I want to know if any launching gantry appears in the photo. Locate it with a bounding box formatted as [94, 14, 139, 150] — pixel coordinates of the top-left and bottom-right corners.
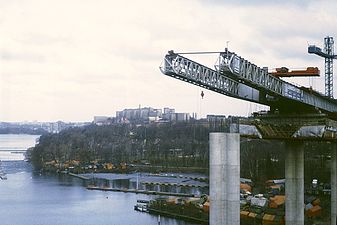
[160, 49, 337, 117]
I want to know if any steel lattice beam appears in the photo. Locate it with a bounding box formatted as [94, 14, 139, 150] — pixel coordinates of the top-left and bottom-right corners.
[324, 37, 334, 97]
[218, 50, 337, 113]
[160, 53, 262, 104]
[160, 50, 337, 115]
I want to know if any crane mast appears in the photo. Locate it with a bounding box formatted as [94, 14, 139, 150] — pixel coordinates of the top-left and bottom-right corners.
[308, 36, 337, 98]
[325, 37, 334, 97]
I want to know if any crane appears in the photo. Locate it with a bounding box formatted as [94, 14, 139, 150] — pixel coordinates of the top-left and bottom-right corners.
[308, 36, 337, 98]
[160, 48, 337, 117]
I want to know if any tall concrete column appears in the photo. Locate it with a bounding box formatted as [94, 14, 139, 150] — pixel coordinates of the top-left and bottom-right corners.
[209, 133, 240, 225]
[331, 142, 337, 225]
[285, 142, 304, 225]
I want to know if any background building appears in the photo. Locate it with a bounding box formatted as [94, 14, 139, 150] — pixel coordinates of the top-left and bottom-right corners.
[114, 106, 190, 124]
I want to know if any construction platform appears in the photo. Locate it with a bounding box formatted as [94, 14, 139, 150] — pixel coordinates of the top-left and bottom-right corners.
[234, 113, 337, 140]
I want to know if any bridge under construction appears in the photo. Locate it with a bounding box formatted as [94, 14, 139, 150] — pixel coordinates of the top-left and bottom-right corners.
[160, 36, 337, 225]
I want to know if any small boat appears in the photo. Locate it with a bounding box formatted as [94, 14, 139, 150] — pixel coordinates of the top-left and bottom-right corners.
[137, 199, 149, 204]
[134, 203, 148, 212]
[0, 161, 7, 180]
[0, 172, 7, 180]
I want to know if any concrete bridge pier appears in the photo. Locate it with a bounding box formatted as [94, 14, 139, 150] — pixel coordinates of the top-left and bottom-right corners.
[285, 142, 304, 225]
[331, 143, 337, 225]
[209, 133, 240, 225]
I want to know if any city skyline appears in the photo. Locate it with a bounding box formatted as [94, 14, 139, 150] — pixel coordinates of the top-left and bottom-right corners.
[1, 105, 189, 123]
[1, 0, 336, 122]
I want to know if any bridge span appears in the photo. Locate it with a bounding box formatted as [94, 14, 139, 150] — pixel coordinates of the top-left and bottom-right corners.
[161, 48, 337, 225]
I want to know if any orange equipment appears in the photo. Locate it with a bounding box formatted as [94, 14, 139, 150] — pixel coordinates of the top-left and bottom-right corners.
[269, 195, 285, 209]
[306, 205, 322, 218]
[271, 67, 320, 78]
[240, 183, 252, 192]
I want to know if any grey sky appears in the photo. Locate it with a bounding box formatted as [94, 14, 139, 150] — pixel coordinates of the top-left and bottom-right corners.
[0, 0, 336, 122]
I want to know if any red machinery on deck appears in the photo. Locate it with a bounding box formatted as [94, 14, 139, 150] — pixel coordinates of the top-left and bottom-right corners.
[270, 67, 320, 78]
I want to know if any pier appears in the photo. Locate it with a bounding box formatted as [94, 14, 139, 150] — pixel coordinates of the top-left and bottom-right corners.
[86, 185, 197, 197]
[67, 172, 90, 180]
[148, 208, 208, 224]
[67, 171, 203, 197]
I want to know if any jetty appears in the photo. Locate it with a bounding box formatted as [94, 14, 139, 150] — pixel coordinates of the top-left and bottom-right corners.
[68, 172, 90, 180]
[148, 208, 208, 224]
[86, 185, 197, 197]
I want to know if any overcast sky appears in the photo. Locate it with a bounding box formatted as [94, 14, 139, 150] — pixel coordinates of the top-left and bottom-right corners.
[1, 0, 336, 122]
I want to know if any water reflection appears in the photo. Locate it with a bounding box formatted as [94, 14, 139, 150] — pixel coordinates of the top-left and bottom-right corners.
[0, 161, 199, 225]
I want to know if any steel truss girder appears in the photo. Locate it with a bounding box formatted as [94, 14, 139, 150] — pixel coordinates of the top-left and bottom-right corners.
[219, 51, 295, 98]
[218, 51, 337, 113]
[160, 53, 262, 104]
[160, 51, 337, 114]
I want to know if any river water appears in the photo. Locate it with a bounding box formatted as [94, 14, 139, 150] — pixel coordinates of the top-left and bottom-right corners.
[0, 134, 199, 225]
[0, 134, 40, 160]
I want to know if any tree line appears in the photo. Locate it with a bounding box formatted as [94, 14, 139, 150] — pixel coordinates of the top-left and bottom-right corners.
[30, 122, 210, 170]
[30, 122, 330, 184]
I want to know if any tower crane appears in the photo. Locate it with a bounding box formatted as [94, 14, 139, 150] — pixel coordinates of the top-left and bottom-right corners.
[308, 36, 337, 98]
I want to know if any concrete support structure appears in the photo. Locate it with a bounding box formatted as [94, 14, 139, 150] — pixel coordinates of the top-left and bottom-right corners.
[331, 143, 337, 225]
[209, 133, 240, 225]
[285, 142, 304, 225]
